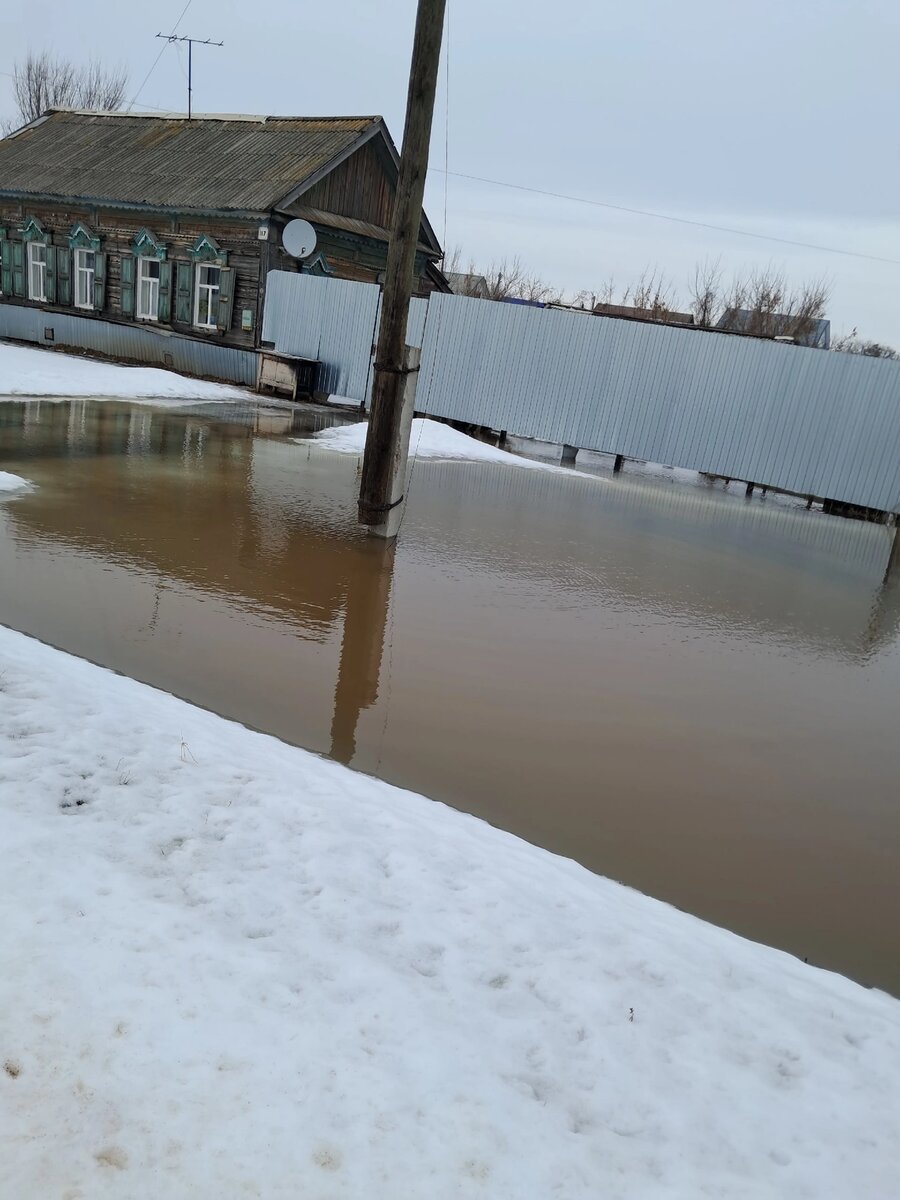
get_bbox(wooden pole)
[358,0,447,534]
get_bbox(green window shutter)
[175,261,193,324]
[93,252,107,311]
[120,253,135,316]
[215,266,236,333]
[56,248,72,306]
[45,246,58,304]
[158,260,172,322]
[0,239,12,296]
[12,240,25,298]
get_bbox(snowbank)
[307,417,553,468]
[1,624,898,1198]
[0,471,31,492]
[0,341,248,404]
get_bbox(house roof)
[0,109,383,216]
[716,308,831,348]
[446,271,490,297]
[593,302,695,326]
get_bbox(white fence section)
[262,272,427,404]
[263,272,900,513]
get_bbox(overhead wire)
[441,0,450,252]
[127,0,194,111]
[429,168,900,267]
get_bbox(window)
[74,248,95,309]
[194,264,220,329]
[27,242,47,301]
[137,256,160,320]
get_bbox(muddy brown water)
[1,398,898,994]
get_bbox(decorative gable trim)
[68,220,101,251]
[188,233,227,265]
[300,251,334,277]
[132,227,167,260]
[21,216,48,243]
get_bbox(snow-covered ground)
[0,471,31,492]
[0,341,248,404]
[1,625,898,1198]
[307,417,556,468]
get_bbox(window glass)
[194,264,221,329]
[28,242,47,302]
[137,257,161,320]
[74,249,95,309]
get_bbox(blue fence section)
[0,303,258,386]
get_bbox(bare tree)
[443,248,564,303]
[623,266,675,319]
[832,329,899,359]
[480,257,526,301]
[720,267,830,345]
[688,257,723,327]
[574,278,616,310]
[515,272,564,305]
[11,52,127,127]
[76,59,129,111]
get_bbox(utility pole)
[358,0,447,538]
[155,33,224,119]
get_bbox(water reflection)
[3,400,897,660]
[1,398,899,993]
[330,543,395,765]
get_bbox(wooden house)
[0,108,446,383]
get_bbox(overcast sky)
[2,0,898,343]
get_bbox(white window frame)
[136,256,161,321]
[74,248,95,310]
[193,264,220,330]
[27,241,47,302]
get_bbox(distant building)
[446,271,491,299]
[716,308,831,349]
[592,302,695,328]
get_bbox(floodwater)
[1,398,899,994]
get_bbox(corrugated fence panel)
[262,272,380,400]
[263,273,429,403]
[0,303,257,385]
[417,294,900,513]
[260,274,900,513]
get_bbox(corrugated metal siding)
[262,272,427,402]
[0,304,257,385]
[260,274,900,513]
[417,294,900,513]
[263,271,380,399]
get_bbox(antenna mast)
[155,33,224,119]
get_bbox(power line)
[431,167,900,267]
[441,0,451,251]
[127,0,194,111]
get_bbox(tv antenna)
[155,33,224,119]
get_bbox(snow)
[307,417,555,468]
[0,471,31,493]
[1,623,898,1199]
[0,341,249,404]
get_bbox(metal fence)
[262,273,900,513]
[0,303,257,386]
[262,271,428,403]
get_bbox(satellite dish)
[282,219,317,259]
